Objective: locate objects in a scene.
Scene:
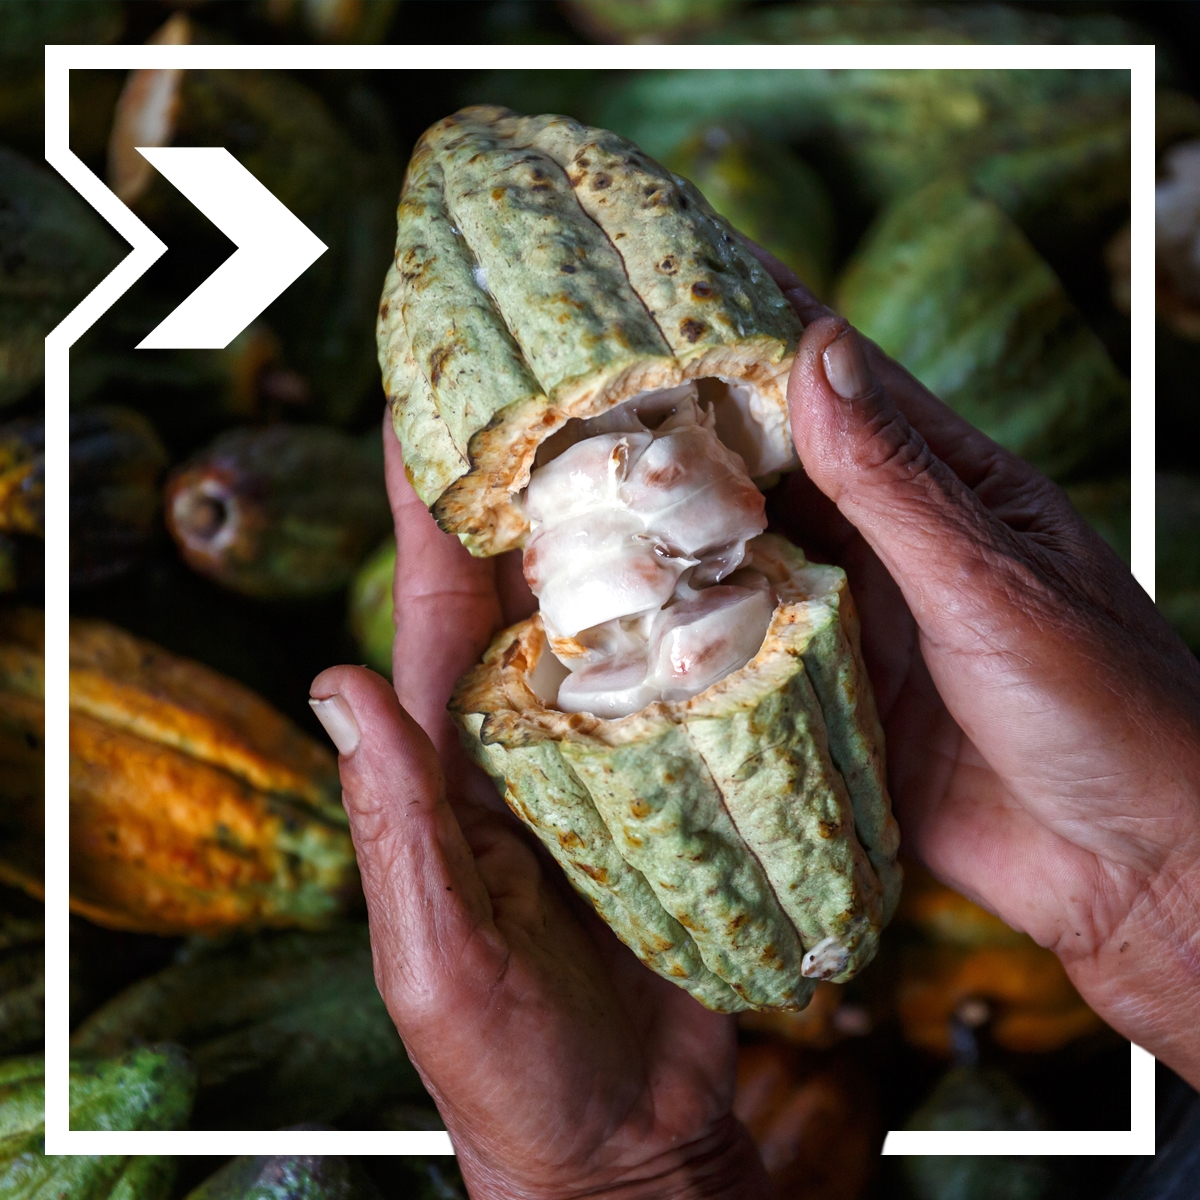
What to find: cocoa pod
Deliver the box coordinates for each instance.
[0,612,361,934]
[165,425,390,599]
[0,1046,193,1195]
[734,1041,879,1200]
[0,148,124,407]
[902,1065,1053,1200]
[72,926,425,1130]
[70,406,169,587]
[888,863,1102,1056]
[347,536,395,677]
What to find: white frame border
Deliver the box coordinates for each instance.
[44,41,1157,1158]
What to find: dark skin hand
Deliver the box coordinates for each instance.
[312,248,1200,1197]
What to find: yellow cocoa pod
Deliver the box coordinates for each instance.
[0,611,360,934]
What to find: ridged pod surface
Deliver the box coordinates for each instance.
[452,536,899,1011]
[378,104,800,557]
[72,927,424,1130]
[0,612,361,933]
[383,108,900,1012]
[0,1047,193,1195]
[67,619,360,934]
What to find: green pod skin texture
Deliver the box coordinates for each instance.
[185,1156,383,1200]
[0,3,122,157]
[663,124,835,300]
[453,536,900,1013]
[165,425,391,599]
[695,1,1142,46]
[125,70,399,425]
[70,407,169,588]
[902,1065,1052,1200]
[0,149,124,408]
[835,180,1128,481]
[391,108,898,1012]
[0,892,42,1057]
[70,926,426,1130]
[595,69,1129,247]
[70,317,300,454]
[1157,472,1200,651]
[381,104,799,556]
[347,537,396,678]
[0,1047,193,1197]
[561,0,746,42]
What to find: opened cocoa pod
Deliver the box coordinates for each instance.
[385,106,900,1015]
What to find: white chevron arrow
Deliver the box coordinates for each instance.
[135,146,327,350]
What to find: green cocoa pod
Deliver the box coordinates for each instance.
[165,425,390,599]
[1157,473,1200,651]
[902,1065,1052,1200]
[561,0,746,43]
[835,179,1128,480]
[596,68,1130,238]
[185,1156,383,1200]
[0,148,124,408]
[71,316,311,455]
[697,1,1143,46]
[108,23,399,424]
[347,537,395,677]
[71,407,169,587]
[0,2,123,157]
[71,926,426,1130]
[0,1047,193,1196]
[663,124,834,299]
[384,106,899,1014]
[0,888,42,1056]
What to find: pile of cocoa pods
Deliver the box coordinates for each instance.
[2,1,1195,1196]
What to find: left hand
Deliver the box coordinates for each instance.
[309,412,769,1200]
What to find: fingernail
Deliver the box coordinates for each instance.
[309,694,360,755]
[822,329,874,401]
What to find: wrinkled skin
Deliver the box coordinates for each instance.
[312,250,1200,1198]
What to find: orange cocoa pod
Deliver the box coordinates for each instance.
[0,613,360,933]
[896,942,1103,1056]
[734,1041,879,1200]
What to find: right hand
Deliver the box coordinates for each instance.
[753,246,1200,1089]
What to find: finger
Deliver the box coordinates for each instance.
[744,237,1047,510]
[855,338,1050,514]
[382,408,502,753]
[309,665,502,1020]
[741,238,832,326]
[788,315,1019,630]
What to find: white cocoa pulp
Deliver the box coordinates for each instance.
[521,388,775,718]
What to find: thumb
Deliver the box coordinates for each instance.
[308,664,497,1021]
[788,316,1004,625]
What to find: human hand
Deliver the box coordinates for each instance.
[309,413,770,1199]
[751,248,1200,1089]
